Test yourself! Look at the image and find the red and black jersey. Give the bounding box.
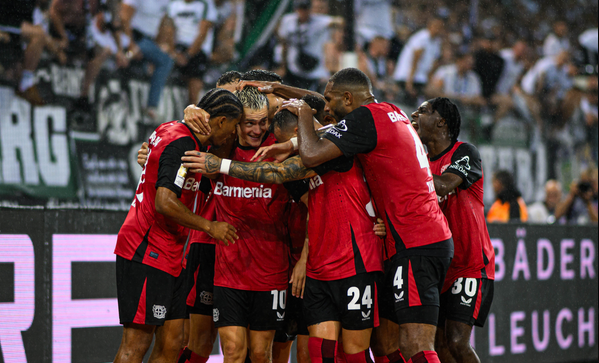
[284,178,310,267]
[429,142,495,292]
[323,102,453,259]
[115,121,204,277]
[305,156,383,281]
[213,134,291,291]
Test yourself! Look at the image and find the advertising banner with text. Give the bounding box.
[0,209,597,363]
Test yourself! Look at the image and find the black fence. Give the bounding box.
[0,208,597,363]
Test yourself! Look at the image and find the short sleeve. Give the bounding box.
[156,137,198,197]
[284,179,310,203]
[323,106,377,158]
[278,14,293,38]
[443,143,483,190]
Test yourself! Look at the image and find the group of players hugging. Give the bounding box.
[112,68,495,363]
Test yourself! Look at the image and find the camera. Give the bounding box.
[578,181,592,195]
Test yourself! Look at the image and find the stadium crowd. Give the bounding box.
[1,0,598,222]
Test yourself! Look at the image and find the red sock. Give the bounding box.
[178,347,209,363]
[375,349,406,363]
[336,341,347,363]
[344,349,374,363]
[407,351,440,363]
[308,337,337,363]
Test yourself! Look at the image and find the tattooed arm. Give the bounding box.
[181,152,316,184]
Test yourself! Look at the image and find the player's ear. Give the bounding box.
[438,117,447,128]
[293,126,298,135]
[344,91,353,106]
[215,116,228,129]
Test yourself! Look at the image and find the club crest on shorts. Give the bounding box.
[152,305,167,319]
[213,308,220,322]
[200,291,213,305]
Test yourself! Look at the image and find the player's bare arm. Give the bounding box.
[182,152,317,184]
[155,187,238,244]
[238,80,324,101]
[433,173,463,197]
[284,99,343,168]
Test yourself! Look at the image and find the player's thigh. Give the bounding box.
[307,321,341,341]
[189,313,217,345]
[341,327,372,354]
[120,322,155,350]
[371,318,400,356]
[248,329,277,362]
[154,318,185,351]
[390,255,451,326]
[218,325,248,356]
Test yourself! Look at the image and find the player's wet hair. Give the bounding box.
[429,97,461,143]
[197,88,244,120]
[271,109,298,135]
[329,68,373,92]
[302,94,326,122]
[242,69,283,83]
[217,71,243,87]
[235,86,269,111]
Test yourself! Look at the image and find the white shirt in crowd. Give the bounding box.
[579,28,598,53]
[90,15,131,54]
[123,0,170,39]
[354,0,394,42]
[432,64,482,98]
[521,56,557,95]
[496,48,526,95]
[168,0,218,56]
[393,29,442,84]
[543,33,570,57]
[278,13,335,80]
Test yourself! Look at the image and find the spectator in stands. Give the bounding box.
[354,0,394,46]
[357,35,398,100]
[78,0,134,110]
[493,40,529,122]
[578,27,598,68]
[473,34,505,101]
[559,167,599,225]
[393,17,444,106]
[543,20,570,57]
[487,170,529,223]
[324,23,346,76]
[0,0,50,105]
[427,51,486,108]
[49,0,98,57]
[169,0,217,104]
[528,180,567,224]
[209,0,237,67]
[277,0,343,91]
[311,0,329,15]
[121,0,174,121]
[33,0,67,66]
[581,76,598,162]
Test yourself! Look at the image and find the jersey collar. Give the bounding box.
[429,141,457,162]
[180,121,206,151]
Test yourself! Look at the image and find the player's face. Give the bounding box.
[211,115,241,147]
[324,83,350,121]
[411,101,441,143]
[238,106,269,148]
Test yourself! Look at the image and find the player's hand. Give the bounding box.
[208,221,238,246]
[281,99,316,117]
[182,151,222,174]
[290,251,307,298]
[237,80,275,94]
[374,218,387,237]
[251,141,294,162]
[184,105,211,135]
[137,142,149,167]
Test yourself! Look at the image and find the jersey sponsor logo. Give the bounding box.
[461,296,473,306]
[149,251,159,259]
[200,291,213,305]
[175,164,188,188]
[394,291,404,302]
[308,175,323,190]
[326,127,343,139]
[149,131,163,147]
[361,310,372,320]
[277,312,285,321]
[213,181,273,199]
[448,156,471,177]
[336,120,348,131]
[152,305,167,319]
[388,111,409,123]
[182,177,201,192]
[213,308,219,322]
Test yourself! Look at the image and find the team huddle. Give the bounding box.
[113,68,496,363]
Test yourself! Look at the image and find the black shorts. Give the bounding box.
[389,255,451,326]
[378,259,399,324]
[304,273,379,331]
[116,256,187,326]
[185,243,215,316]
[176,45,208,79]
[438,278,494,328]
[274,287,309,343]
[213,287,286,331]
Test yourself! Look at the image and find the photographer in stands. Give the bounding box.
[558,167,599,225]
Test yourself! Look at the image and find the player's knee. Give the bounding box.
[221,338,245,359]
[445,328,470,355]
[250,348,271,363]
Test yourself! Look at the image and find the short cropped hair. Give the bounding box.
[217,71,243,87]
[235,86,269,111]
[329,68,373,92]
[242,69,283,83]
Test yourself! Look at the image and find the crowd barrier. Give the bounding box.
[0,208,597,363]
